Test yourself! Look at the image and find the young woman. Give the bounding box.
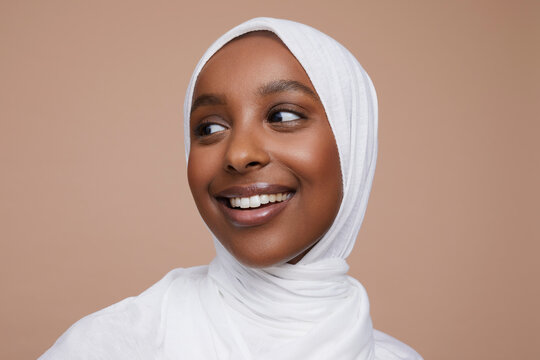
[40,17,422,359]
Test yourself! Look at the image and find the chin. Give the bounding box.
[222,237,313,268]
[228,248,289,268]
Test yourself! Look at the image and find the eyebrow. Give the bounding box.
[258,79,319,101]
[190,79,319,115]
[190,94,226,115]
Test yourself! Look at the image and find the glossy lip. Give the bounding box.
[213,183,296,227]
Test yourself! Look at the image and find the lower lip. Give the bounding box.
[217,197,293,227]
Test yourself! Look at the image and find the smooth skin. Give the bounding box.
[188,32,342,267]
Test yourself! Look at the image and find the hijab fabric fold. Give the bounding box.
[39,17,422,360]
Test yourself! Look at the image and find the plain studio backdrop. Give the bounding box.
[1,1,538,359]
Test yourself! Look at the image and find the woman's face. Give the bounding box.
[188,32,342,267]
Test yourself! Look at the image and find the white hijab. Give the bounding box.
[40,17,421,360]
[184,17,378,263]
[183,16,376,359]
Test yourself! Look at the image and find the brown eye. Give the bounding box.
[268,110,302,123]
[197,123,227,137]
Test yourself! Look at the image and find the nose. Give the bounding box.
[224,125,270,174]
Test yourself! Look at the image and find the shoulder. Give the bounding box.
[39,266,207,360]
[39,296,142,360]
[373,329,423,360]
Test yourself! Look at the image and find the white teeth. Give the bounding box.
[229,192,291,209]
[249,195,260,208]
[240,197,250,209]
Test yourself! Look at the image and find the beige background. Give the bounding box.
[1,1,538,359]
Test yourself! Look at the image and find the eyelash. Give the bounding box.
[194,120,227,138]
[267,106,305,123]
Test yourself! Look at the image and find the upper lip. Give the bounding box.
[214,183,295,198]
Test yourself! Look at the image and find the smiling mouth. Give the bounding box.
[214,185,295,227]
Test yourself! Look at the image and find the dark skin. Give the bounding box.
[187,32,342,268]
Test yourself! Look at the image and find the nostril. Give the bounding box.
[226,161,261,173]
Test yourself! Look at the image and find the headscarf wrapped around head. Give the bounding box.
[184,17,378,264]
[183,17,379,359]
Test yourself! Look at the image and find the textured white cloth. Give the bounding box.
[40,17,422,360]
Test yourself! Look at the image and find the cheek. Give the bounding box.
[187,147,229,241]
[272,124,342,227]
[187,151,204,196]
[277,128,341,192]
[187,147,221,206]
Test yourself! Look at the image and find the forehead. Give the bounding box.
[193,32,315,96]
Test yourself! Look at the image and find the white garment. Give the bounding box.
[40,17,422,360]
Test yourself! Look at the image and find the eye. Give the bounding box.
[196,123,227,137]
[268,110,302,123]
